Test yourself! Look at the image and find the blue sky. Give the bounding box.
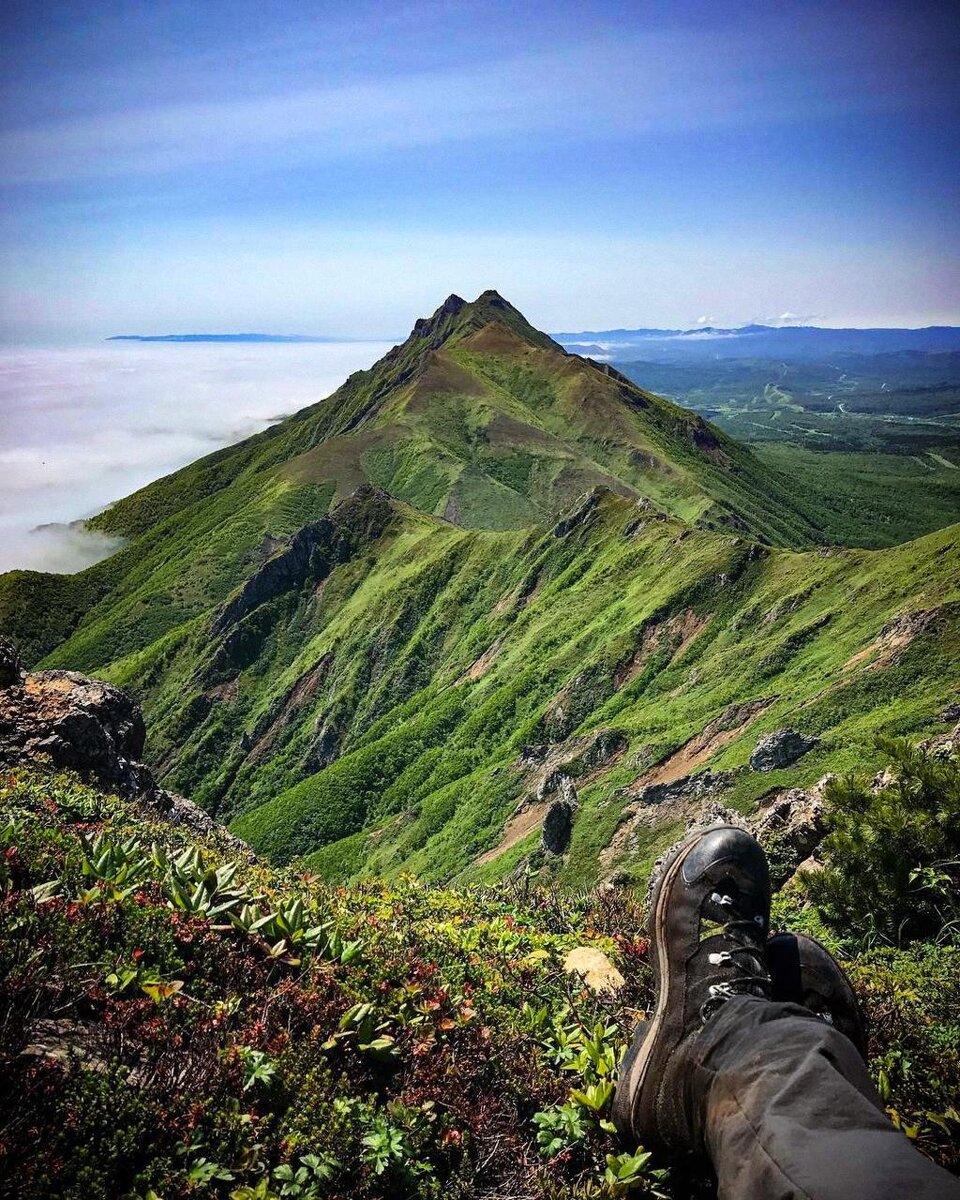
[1,0,958,340]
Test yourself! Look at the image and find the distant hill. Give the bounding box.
[554,323,960,361]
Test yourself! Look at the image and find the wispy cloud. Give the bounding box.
[752,311,825,326]
[1,13,952,186]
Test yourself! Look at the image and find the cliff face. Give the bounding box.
[211,485,395,637]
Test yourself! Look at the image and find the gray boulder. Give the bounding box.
[0,668,147,795]
[750,728,819,772]
[751,783,828,886]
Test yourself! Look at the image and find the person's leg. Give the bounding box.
[688,995,960,1200]
[612,825,960,1199]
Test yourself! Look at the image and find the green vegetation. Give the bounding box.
[751,444,960,548]
[805,739,960,944]
[0,765,663,1199]
[3,294,960,1193]
[615,353,960,548]
[3,762,957,1198]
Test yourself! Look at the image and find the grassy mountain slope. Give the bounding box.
[0,292,822,670]
[1,293,959,890]
[222,491,959,885]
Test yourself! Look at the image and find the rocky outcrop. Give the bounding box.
[0,641,252,855]
[751,781,830,887]
[519,744,549,767]
[750,728,819,771]
[519,729,627,803]
[925,717,960,760]
[552,489,603,538]
[642,776,833,899]
[141,786,252,853]
[562,946,625,993]
[631,768,733,810]
[303,722,342,773]
[0,668,148,797]
[212,486,394,637]
[541,777,579,855]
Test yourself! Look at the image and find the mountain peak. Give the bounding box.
[406,289,559,356]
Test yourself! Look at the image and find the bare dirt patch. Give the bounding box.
[280,427,400,499]
[475,803,546,866]
[205,678,238,704]
[245,655,332,764]
[614,610,712,689]
[625,697,774,795]
[456,637,504,684]
[842,608,941,675]
[493,586,520,615]
[405,350,488,407]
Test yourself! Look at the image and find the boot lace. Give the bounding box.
[700,890,771,1023]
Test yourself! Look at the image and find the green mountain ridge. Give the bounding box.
[1,291,959,886]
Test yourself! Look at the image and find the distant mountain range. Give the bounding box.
[107,324,960,361]
[553,323,960,361]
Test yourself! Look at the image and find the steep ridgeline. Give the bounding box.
[1,292,959,887]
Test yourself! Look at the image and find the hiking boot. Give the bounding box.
[612,825,771,1153]
[766,931,868,1061]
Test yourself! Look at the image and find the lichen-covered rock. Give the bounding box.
[141,787,253,856]
[750,728,819,771]
[0,668,147,795]
[633,768,733,809]
[536,768,564,803]
[0,642,253,856]
[751,782,828,887]
[519,744,549,767]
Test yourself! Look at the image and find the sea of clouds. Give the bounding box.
[0,340,395,574]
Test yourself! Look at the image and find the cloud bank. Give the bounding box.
[0,340,393,573]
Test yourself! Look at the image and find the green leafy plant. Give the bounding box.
[533,1101,590,1156]
[78,831,152,900]
[272,1153,339,1197]
[236,1046,278,1092]
[602,1149,668,1197]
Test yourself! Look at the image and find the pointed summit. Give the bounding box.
[411,294,467,340]
[405,290,561,356]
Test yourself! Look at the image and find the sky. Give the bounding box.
[0,0,959,341]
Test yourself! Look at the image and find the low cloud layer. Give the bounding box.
[0,340,393,573]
